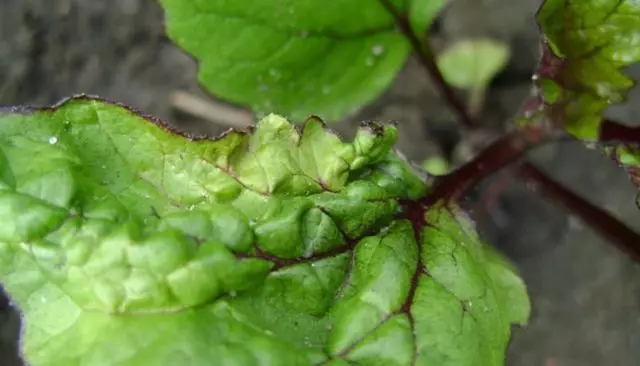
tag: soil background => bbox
[1,0,640,365]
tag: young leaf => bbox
[437,38,510,115]
[535,0,640,139]
[422,155,450,176]
[159,0,447,122]
[437,39,510,91]
[0,97,528,365]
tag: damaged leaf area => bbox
[535,0,640,139]
[0,97,528,366]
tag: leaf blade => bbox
[0,97,528,365]
[160,0,411,122]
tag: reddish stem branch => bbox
[378,0,474,128]
[517,163,640,260]
[600,119,640,144]
[423,128,640,260]
[424,126,550,205]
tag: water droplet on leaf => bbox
[372,45,384,56]
[48,136,58,145]
[366,57,375,66]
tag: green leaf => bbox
[437,38,510,90]
[415,204,530,365]
[158,0,409,122]
[0,97,528,365]
[535,0,640,139]
[421,155,450,176]
[159,0,446,122]
[603,143,640,197]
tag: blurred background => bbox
[1,0,640,365]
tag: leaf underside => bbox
[159,0,446,122]
[0,97,529,366]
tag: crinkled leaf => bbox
[535,0,640,139]
[159,0,446,122]
[0,97,528,365]
[438,38,510,90]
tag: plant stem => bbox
[517,163,640,260]
[424,125,552,205]
[467,85,487,118]
[381,2,640,262]
[600,119,640,144]
[423,129,640,260]
[378,0,474,128]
